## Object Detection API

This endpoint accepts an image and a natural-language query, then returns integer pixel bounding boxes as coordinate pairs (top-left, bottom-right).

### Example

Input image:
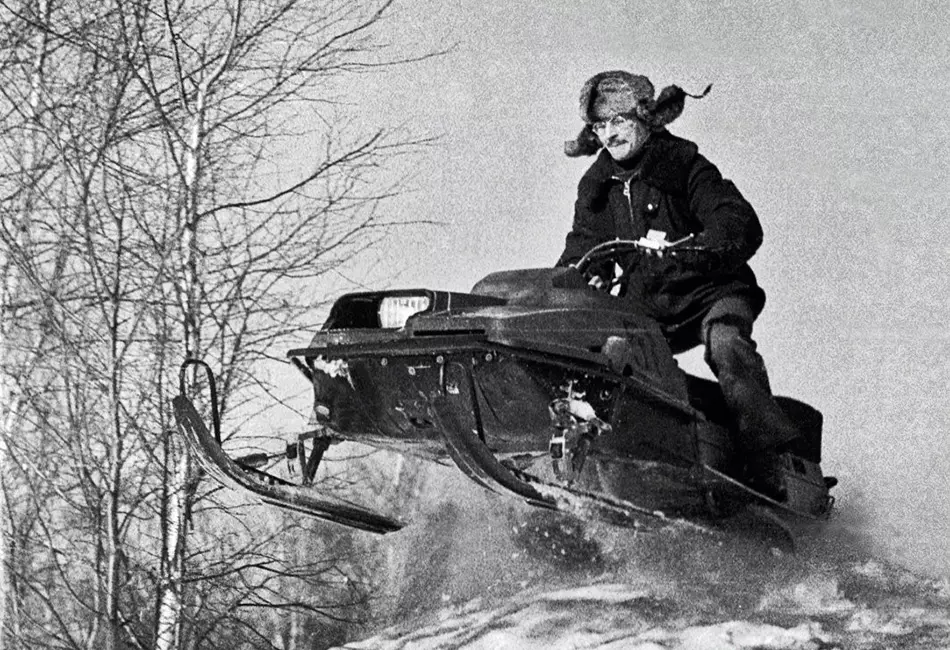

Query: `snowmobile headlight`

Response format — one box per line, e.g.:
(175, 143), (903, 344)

(378, 295), (431, 329)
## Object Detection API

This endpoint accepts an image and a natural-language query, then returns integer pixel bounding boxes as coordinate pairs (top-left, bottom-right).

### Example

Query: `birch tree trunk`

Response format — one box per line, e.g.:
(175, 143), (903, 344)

(153, 1), (225, 635)
(0, 2), (52, 646)
(154, 137), (202, 650)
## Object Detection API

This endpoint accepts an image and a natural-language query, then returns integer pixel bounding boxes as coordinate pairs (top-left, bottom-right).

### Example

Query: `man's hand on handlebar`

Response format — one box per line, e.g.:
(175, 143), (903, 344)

(572, 233), (737, 290)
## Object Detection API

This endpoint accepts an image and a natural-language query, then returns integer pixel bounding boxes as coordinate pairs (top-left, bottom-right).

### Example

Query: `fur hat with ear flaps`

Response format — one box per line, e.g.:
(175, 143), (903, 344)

(563, 70), (712, 157)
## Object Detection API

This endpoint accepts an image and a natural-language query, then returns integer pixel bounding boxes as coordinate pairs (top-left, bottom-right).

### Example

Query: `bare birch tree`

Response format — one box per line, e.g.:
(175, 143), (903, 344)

(1, 0), (443, 648)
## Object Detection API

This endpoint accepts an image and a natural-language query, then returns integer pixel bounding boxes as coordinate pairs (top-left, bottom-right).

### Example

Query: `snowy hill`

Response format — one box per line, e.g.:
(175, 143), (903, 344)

(333, 505), (950, 650)
(340, 568), (948, 649)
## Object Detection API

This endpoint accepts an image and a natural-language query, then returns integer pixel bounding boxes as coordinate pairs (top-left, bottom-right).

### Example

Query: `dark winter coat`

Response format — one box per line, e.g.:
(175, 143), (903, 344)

(556, 130), (766, 352)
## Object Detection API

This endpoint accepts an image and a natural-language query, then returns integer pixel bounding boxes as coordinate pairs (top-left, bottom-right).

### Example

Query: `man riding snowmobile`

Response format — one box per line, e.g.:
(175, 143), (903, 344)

(172, 70), (836, 538)
(558, 70), (801, 500)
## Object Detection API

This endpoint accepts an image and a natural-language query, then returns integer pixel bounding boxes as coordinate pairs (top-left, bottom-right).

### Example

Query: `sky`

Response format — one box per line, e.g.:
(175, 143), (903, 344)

(291, 0), (950, 577)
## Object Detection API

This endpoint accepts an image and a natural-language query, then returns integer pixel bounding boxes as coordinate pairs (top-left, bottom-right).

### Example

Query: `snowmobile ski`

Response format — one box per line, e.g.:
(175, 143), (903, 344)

(173, 361), (403, 534)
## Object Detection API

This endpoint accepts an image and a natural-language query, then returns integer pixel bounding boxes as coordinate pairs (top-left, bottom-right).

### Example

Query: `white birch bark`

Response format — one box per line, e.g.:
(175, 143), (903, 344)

(0, 2), (51, 646)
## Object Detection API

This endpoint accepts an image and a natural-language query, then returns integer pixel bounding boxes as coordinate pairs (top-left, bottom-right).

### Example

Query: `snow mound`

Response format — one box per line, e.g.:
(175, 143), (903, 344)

(337, 510), (950, 650)
(338, 565), (950, 648)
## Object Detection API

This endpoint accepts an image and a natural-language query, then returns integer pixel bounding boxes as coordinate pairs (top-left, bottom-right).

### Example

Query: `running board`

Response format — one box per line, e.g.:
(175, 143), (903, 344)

(172, 393), (404, 534)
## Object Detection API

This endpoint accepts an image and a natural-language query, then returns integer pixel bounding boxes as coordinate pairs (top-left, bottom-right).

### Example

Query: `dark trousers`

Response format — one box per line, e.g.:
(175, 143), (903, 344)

(701, 296), (801, 454)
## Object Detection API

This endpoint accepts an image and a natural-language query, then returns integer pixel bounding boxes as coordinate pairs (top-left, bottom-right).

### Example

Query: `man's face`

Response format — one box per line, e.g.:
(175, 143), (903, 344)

(591, 114), (650, 161)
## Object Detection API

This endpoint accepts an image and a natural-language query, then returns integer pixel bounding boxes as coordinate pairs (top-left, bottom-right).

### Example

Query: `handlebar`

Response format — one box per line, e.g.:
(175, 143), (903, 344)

(573, 234), (714, 274)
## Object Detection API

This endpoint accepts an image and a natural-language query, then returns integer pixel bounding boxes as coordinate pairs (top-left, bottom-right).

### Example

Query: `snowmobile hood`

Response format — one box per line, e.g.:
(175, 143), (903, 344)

(285, 267), (690, 403)
(289, 267), (664, 366)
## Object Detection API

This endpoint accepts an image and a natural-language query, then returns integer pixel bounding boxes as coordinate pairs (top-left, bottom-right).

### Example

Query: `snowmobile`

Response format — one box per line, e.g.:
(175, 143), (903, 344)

(173, 237), (836, 539)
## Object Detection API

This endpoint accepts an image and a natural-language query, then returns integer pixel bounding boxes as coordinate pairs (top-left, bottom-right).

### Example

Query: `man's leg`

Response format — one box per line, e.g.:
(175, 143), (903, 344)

(702, 298), (802, 497)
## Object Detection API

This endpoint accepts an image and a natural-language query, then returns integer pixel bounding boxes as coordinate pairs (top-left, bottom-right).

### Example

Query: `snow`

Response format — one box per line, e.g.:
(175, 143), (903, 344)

(334, 508), (950, 650)
(340, 596), (833, 649)
(338, 565), (950, 648)
(676, 621), (827, 649)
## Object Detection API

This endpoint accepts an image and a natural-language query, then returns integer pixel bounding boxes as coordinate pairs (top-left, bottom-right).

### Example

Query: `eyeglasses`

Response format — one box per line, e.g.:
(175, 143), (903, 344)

(590, 114), (635, 134)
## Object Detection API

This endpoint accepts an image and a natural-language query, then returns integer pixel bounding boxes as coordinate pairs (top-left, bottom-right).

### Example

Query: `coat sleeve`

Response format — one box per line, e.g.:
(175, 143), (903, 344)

(556, 177), (609, 267)
(686, 154), (763, 267)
